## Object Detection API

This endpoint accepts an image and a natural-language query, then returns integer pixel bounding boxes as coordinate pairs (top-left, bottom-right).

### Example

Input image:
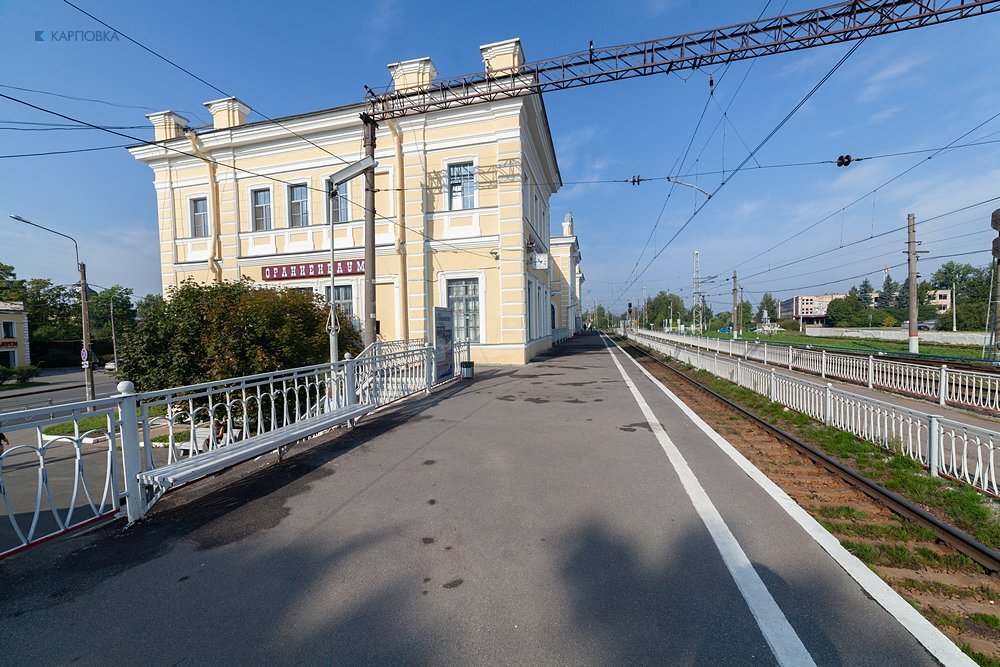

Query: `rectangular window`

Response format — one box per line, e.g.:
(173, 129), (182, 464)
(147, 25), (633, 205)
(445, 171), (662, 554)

(448, 162), (476, 211)
(0, 350), (13, 369)
(1, 321), (14, 338)
(447, 278), (480, 343)
(324, 284), (354, 316)
(289, 185), (309, 227)
(251, 188), (272, 231)
(190, 198), (209, 238)
(328, 181), (349, 223)
(527, 283), (534, 339)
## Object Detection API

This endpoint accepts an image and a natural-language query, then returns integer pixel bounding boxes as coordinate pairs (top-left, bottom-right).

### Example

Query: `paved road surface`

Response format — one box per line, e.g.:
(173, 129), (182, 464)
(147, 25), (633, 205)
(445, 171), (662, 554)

(0, 333), (955, 665)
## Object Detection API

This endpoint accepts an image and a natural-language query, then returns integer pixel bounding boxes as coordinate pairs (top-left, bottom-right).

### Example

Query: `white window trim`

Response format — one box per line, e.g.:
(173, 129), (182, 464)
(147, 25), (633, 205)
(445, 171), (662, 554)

(287, 179), (312, 228)
(441, 155), (479, 212)
(437, 269), (486, 344)
(248, 184), (274, 232)
(0, 349), (16, 368)
(2, 320), (15, 339)
(325, 178), (353, 225)
(184, 192), (211, 239)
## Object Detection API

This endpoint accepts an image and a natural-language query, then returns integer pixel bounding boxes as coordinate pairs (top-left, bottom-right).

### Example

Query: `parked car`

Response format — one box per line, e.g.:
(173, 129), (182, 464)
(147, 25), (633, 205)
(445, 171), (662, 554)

(103, 360), (118, 372)
(717, 327), (732, 333)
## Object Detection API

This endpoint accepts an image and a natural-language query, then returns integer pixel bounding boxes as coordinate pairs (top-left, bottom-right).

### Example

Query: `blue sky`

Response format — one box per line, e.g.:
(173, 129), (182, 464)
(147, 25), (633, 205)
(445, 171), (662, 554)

(2, 0), (999, 316)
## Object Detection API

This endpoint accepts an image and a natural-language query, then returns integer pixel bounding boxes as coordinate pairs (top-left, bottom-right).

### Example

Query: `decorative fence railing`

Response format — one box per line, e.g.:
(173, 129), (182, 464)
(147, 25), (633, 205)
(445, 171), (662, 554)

(629, 331), (1000, 499)
(638, 329), (1000, 416)
(0, 341), (464, 558)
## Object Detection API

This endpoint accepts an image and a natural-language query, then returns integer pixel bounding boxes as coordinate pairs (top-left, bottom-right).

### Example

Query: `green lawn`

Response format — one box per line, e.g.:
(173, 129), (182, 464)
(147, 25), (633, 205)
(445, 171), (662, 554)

(0, 381), (47, 392)
(41, 415), (112, 436)
(694, 329), (990, 362)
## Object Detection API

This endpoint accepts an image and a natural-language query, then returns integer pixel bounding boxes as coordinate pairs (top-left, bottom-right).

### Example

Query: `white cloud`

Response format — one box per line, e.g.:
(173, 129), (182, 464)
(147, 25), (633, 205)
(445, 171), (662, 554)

(857, 55), (929, 102)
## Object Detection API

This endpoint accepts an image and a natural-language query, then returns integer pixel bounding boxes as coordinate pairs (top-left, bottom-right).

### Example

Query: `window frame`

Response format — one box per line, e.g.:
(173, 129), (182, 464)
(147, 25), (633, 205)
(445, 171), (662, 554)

(1, 320), (14, 339)
(249, 186), (273, 232)
(445, 160), (477, 211)
(187, 195), (210, 239)
(438, 270), (485, 344)
(287, 182), (310, 228)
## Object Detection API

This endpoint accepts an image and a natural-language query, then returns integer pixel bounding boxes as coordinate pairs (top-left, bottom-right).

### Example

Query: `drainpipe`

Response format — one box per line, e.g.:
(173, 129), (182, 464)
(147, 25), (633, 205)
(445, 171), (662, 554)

(386, 119), (409, 340)
(184, 130), (223, 284)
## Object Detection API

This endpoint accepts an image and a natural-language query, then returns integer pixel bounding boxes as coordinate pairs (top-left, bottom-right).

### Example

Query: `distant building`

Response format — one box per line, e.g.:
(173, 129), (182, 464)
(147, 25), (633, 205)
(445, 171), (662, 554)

(550, 213), (583, 333)
(0, 301), (30, 368)
(778, 294), (846, 326)
(872, 289), (951, 314)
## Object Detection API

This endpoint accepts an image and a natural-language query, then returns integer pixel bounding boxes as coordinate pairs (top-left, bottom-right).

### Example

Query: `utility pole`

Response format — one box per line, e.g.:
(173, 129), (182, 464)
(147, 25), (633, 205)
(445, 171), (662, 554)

(109, 291), (119, 370)
(732, 270), (738, 340)
(991, 209), (1000, 357)
(952, 282), (957, 333)
(692, 251), (701, 334)
(740, 287), (745, 337)
(79, 263), (95, 400)
(907, 213), (919, 354)
(9, 214), (94, 401)
(361, 113), (378, 349)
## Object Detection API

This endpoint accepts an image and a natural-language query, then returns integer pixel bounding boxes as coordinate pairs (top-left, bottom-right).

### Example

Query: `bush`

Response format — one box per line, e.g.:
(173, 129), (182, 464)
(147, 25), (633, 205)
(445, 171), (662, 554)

(12, 365), (40, 384)
(118, 279), (362, 391)
(777, 319), (798, 331)
(0, 366), (13, 385)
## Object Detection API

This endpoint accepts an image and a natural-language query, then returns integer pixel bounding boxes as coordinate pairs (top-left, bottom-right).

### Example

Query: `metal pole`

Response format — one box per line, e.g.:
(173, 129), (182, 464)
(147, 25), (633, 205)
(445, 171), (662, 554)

(79, 262), (95, 401)
(109, 293), (118, 369)
(328, 185), (339, 365)
(732, 270), (738, 340)
(952, 282), (957, 333)
(907, 213), (919, 354)
(994, 255), (1000, 360)
(362, 114), (378, 349)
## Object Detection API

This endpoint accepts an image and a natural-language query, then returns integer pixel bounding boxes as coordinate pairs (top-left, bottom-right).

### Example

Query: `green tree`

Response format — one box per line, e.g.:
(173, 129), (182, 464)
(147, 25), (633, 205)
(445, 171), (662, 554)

(879, 273), (898, 308)
(825, 297), (862, 326)
(118, 279), (361, 391)
(756, 293), (778, 323)
(89, 286), (138, 341)
(856, 279), (875, 309)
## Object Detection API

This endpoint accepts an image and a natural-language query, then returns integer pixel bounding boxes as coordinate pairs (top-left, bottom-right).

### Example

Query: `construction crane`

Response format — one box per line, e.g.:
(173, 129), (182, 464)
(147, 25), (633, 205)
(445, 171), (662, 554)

(353, 0), (999, 343)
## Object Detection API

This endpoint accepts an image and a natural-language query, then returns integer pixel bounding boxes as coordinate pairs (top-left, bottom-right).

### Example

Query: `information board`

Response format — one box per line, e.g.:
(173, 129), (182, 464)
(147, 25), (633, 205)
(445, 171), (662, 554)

(434, 307), (455, 382)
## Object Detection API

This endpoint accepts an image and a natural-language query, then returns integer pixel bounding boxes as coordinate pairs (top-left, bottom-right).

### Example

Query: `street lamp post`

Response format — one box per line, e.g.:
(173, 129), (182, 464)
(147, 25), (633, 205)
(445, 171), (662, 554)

(10, 214), (95, 401)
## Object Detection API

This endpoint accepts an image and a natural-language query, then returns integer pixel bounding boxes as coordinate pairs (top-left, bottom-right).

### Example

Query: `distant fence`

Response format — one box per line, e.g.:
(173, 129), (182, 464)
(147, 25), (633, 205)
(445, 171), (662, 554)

(629, 330), (1000, 499)
(639, 329), (1000, 416)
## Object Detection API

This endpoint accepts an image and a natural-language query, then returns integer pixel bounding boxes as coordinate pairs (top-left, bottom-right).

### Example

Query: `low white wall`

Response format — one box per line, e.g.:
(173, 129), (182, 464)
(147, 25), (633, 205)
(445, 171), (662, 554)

(804, 327), (985, 346)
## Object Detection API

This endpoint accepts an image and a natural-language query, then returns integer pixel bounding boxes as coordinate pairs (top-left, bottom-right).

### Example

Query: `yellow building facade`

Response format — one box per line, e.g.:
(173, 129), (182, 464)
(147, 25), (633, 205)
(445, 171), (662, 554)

(0, 301), (30, 368)
(130, 39), (582, 364)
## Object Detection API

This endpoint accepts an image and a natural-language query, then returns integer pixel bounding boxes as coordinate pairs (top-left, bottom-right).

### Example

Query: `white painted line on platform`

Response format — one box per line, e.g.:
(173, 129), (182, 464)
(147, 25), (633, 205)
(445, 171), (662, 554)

(608, 334), (974, 666)
(601, 335), (815, 667)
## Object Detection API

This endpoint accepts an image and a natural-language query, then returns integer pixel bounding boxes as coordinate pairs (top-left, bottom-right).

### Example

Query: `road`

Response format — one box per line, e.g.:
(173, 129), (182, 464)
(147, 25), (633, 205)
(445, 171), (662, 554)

(0, 333), (965, 665)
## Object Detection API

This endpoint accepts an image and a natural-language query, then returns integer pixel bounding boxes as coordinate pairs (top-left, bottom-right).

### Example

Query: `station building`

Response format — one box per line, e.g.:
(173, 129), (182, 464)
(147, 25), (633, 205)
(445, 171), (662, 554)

(129, 38), (583, 364)
(0, 301), (30, 368)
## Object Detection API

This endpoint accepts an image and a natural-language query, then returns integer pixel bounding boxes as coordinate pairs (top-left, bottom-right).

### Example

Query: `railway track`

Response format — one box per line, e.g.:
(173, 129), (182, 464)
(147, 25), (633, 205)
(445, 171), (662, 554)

(616, 336), (1000, 661)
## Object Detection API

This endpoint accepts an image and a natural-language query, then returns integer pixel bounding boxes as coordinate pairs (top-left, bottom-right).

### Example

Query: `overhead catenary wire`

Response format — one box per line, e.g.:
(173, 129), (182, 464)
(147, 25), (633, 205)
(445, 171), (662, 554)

(612, 37), (868, 309)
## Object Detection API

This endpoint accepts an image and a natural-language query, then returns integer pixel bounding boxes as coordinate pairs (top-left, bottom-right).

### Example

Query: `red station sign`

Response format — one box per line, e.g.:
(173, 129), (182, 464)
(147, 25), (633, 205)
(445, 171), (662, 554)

(260, 259), (365, 282)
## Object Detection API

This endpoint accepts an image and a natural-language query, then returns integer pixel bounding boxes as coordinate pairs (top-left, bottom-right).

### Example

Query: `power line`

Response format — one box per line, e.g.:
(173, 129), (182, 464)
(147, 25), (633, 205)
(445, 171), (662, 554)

(63, 0), (352, 168)
(0, 91), (495, 260)
(730, 109), (1000, 274)
(0, 143), (132, 159)
(0, 83), (208, 121)
(613, 37), (867, 308)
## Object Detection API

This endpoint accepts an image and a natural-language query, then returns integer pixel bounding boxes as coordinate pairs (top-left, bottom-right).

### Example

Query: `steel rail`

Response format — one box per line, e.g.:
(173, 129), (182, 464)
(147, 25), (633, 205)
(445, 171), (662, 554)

(366, 1), (1000, 119)
(618, 336), (1000, 573)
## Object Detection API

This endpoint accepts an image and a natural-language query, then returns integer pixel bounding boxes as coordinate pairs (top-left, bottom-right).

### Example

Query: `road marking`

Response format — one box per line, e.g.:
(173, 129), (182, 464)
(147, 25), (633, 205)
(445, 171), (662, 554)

(610, 334), (975, 666)
(601, 334), (815, 667)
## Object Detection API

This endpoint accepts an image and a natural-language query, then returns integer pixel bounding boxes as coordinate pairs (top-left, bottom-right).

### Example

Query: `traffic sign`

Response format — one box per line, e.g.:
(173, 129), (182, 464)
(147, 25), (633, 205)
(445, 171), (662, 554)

(81, 348), (88, 362)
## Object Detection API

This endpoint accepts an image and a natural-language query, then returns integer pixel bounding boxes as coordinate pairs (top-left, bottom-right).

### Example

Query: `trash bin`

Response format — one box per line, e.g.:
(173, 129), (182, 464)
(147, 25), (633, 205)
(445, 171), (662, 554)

(460, 360), (475, 380)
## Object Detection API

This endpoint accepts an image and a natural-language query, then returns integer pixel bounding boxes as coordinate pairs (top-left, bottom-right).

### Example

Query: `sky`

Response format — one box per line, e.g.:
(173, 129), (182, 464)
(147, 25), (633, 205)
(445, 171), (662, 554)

(1, 0), (999, 316)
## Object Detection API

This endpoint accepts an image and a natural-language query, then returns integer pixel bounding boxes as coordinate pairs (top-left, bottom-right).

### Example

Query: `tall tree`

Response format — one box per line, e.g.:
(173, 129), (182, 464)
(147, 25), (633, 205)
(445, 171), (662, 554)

(880, 273), (898, 307)
(856, 278), (875, 309)
(756, 293), (778, 322)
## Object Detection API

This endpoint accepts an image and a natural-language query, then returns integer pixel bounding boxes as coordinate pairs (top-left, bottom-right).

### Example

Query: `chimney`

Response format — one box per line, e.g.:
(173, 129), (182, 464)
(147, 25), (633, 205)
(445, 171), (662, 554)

(387, 57), (437, 92)
(146, 111), (189, 141)
(204, 97), (250, 130)
(480, 38), (524, 73)
(562, 211), (574, 237)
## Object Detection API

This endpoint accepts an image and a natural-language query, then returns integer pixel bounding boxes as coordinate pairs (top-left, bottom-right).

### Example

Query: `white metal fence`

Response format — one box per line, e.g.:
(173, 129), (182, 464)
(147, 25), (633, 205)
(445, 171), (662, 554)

(629, 331), (1000, 498)
(640, 329), (1000, 416)
(0, 340), (464, 558)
